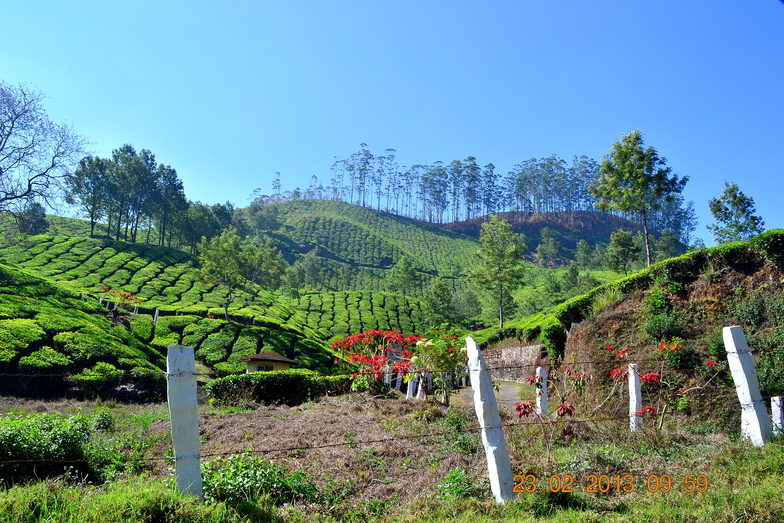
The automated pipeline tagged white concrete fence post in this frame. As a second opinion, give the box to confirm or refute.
[167,345,203,500]
[724,326,773,446]
[535,366,548,416]
[628,363,642,432]
[406,375,417,399]
[153,308,159,325]
[772,397,783,436]
[466,336,515,503]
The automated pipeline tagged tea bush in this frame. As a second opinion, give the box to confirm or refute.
[203,369,351,406]
[202,454,317,505]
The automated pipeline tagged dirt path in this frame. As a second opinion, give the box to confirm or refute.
[453,380,521,413]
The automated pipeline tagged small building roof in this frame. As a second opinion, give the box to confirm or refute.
[239,352,297,365]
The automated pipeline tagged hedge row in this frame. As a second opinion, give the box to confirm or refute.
[203,369,351,406]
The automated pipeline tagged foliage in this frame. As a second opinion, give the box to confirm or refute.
[198,228,287,320]
[437,468,481,499]
[468,215,527,328]
[202,369,351,406]
[0,414,93,484]
[604,229,639,275]
[707,180,765,243]
[590,130,688,267]
[202,454,317,506]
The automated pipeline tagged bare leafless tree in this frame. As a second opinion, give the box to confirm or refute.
[0,82,86,213]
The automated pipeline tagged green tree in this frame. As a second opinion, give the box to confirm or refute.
[655,228,682,262]
[536,227,561,267]
[283,247,322,296]
[387,256,419,297]
[707,180,765,243]
[468,214,527,328]
[605,229,639,276]
[575,239,592,268]
[423,277,455,327]
[590,130,688,267]
[198,229,287,320]
[65,156,108,237]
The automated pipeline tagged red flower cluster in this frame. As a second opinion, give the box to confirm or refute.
[556,403,576,418]
[640,372,660,384]
[609,367,628,382]
[636,406,657,417]
[706,360,715,367]
[331,330,423,353]
[348,353,388,379]
[515,401,534,418]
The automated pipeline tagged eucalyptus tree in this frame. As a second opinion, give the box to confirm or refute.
[0,82,86,213]
[154,164,187,246]
[447,159,465,222]
[590,130,688,267]
[66,156,108,237]
[481,163,500,217]
[462,156,482,220]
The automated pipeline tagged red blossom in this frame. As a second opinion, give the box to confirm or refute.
[609,368,628,382]
[526,373,540,385]
[606,344,615,352]
[515,401,534,418]
[556,403,576,418]
[640,372,660,384]
[706,360,715,367]
[635,406,657,417]
[615,346,633,360]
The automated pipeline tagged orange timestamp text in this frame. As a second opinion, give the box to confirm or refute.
[513,474,709,494]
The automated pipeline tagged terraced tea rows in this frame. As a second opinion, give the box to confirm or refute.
[271,200,480,277]
[0,234,339,379]
[285,290,426,341]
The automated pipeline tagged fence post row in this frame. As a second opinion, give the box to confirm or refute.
[167,345,203,501]
[535,366,548,416]
[466,336,515,503]
[628,363,642,432]
[723,326,773,447]
[772,397,783,436]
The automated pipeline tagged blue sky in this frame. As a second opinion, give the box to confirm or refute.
[4,1,783,244]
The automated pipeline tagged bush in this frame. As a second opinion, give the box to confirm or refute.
[203,369,351,406]
[202,454,317,505]
[437,468,481,499]
[0,414,92,485]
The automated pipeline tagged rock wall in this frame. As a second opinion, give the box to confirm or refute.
[482,344,547,382]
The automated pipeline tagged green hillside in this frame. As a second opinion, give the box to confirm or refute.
[270,200,479,279]
[0,234,338,385]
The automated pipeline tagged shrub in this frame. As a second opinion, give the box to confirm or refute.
[437,468,481,499]
[0,414,92,485]
[202,454,317,506]
[645,310,687,342]
[18,347,73,374]
[203,369,351,406]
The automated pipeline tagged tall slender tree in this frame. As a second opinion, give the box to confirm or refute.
[468,215,527,328]
[590,130,688,267]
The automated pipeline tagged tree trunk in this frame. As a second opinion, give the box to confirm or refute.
[642,210,652,267]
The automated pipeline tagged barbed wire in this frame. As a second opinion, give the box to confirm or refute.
[0,412,640,466]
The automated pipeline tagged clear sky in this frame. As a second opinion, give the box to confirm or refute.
[4,1,783,245]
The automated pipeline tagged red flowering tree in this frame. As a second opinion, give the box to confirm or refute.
[331,330,422,394]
